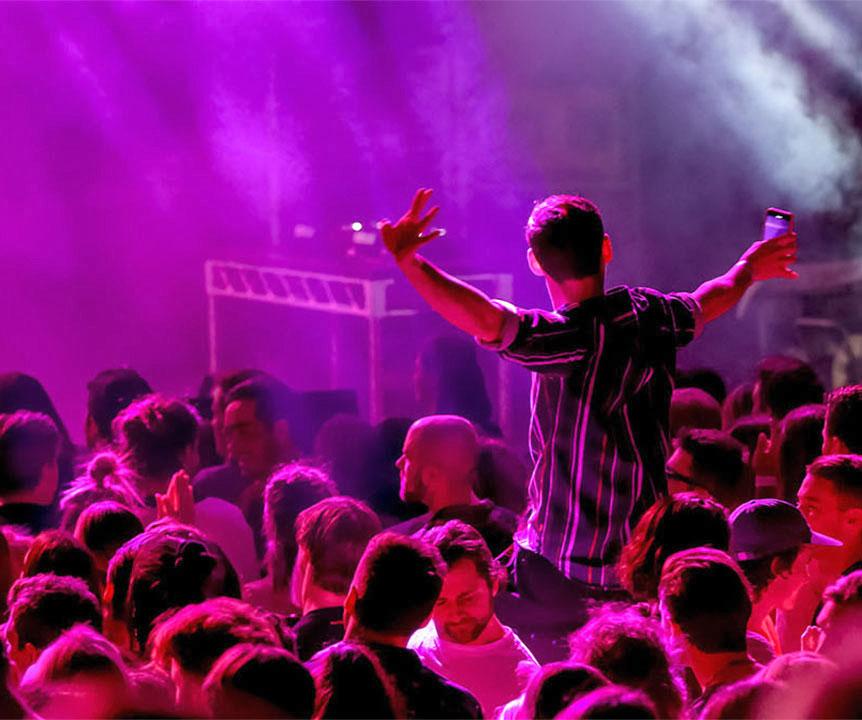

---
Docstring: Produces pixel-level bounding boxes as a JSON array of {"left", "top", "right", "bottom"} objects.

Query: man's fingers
[
  {"left": 409, "top": 188, "right": 432, "bottom": 217},
  {"left": 417, "top": 205, "right": 440, "bottom": 232},
  {"left": 417, "top": 229, "right": 443, "bottom": 245}
]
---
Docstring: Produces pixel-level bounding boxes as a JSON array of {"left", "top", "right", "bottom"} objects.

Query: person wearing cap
[{"left": 729, "top": 498, "right": 841, "bottom": 658}]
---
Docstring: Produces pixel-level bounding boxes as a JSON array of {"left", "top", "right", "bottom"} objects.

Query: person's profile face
[
  {"left": 396, "top": 430, "right": 424, "bottom": 504},
  {"left": 665, "top": 448, "right": 708, "bottom": 498},
  {"left": 798, "top": 474, "right": 845, "bottom": 540},
  {"left": 224, "top": 399, "right": 278, "bottom": 482},
  {"left": 433, "top": 559, "right": 495, "bottom": 644}
]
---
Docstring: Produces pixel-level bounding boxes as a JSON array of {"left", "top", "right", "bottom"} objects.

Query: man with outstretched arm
[{"left": 380, "top": 189, "right": 797, "bottom": 624}]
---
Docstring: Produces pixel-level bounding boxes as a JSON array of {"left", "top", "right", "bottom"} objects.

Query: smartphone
[{"left": 762, "top": 207, "right": 794, "bottom": 242}]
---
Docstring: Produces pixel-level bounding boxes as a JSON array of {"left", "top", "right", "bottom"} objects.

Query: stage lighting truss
[{"left": 204, "top": 259, "right": 514, "bottom": 423}]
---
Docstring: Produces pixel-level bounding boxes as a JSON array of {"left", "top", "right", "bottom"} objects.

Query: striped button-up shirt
[{"left": 488, "top": 286, "right": 701, "bottom": 588}]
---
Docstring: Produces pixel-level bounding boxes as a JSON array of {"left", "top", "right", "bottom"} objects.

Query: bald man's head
[{"left": 397, "top": 416, "right": 480, "bottom": 512}]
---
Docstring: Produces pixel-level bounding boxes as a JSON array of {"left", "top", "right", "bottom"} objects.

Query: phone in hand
[{"left": 762, "top": 207, "right": 794, "bottom": 242}]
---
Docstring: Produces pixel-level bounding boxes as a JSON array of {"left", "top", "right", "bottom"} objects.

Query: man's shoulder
[
  {"left": 388, "top": 512, "right": 431, "bottom": 538},
  {"left": 364, "top": 642, "right": 482, "bottom": 718},
  {"left": 192, "top": 463, "right": 243, "bottom": 499}
]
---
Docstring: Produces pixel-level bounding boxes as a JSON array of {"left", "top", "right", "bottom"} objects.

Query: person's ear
[
  {"left": 526, "top": 248, "right": 545, "bottom": 278},
  {"left": 343, "top": 585, "right": 358, "bottom": 626},
  {"left": 824, "top": 435, "right": 849, "bottom": 455},
  {"left": 18, "top": 642, "right": 39, "bottom": 674},
  {"left": 85, "top": 415, "right": 101, "bottom": 449},
  {"left": 844, "top": 507, "right": 862, "bottom": 530},
  {"left": 770, "top": 555, "right": 792, "bottom": 579},
  {"left": 273, "top": 419, "right": 292, "bottom": 449},
  {"left": 601, "top": 234, "right": 613, "bottom": 266}
]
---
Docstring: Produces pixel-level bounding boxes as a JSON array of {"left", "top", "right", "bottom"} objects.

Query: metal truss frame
[{"left": 205, "top": 259, "right": 514, "bottom": 424}]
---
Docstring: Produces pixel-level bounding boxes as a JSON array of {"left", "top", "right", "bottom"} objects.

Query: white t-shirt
[{"left": 408, "top": 620, "right": 539, "bottom": 718}]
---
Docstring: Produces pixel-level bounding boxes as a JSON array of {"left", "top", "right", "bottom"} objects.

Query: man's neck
[
  {"left": 546, "top": 274, "right": 605, "bottom": 311},
  {"left": 748, "top": 596, "right": 771, "bottom": 634},
  {"left": 427, "top": 490, "right": 478, "bottom": 516},
  {"left": 0, "top": 490, "right": 49, "bottom": 508},
  {"left": 344, "top": 625, "right": 411, "bottom": 649},
  {"left": 302, "top": 585, "right": 345, "bottom": 616},
  {"left": 688, "top": 647, "right": 753, "bottom": 690}
]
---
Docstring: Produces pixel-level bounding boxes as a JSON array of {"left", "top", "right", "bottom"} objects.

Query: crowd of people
[{"left": 1, "top": 190, "right": 861, "bottom": 719}]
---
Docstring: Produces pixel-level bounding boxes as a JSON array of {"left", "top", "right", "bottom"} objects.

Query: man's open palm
[{"left": 380, "top": 188, "right": 442, "bottom": 263}]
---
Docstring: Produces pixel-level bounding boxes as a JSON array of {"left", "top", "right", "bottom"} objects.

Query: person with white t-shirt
[{"left": 409, "top": 520, "right": 539, "bottom": 717}]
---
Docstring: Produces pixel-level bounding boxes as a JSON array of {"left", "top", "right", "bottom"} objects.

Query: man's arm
[
  {"left": 380, "top": 188, "right": 511, "bottom": 343},
  {"left": 693, "top": 230, "right": 798, "bottom": 324}
]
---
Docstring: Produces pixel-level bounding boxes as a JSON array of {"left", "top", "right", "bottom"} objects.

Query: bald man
[{"left": 391, "top": 415, "right": 517, "bottom": 558}]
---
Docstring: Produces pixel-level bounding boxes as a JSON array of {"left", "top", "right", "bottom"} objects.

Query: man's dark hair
[
  {"left": 569, "top": 604, "right": 684, "bottom": 719},
  {"left": 204, "top": 643, "right": 315, "bottom": 720},
  {"left": 150, "top": 597, "right": 280, "bottom": 676},
  {"left": 22, "top": 530, "right": 99, "bottom": 596},
  {"left": 729, "top": 416, "right": 772, "bottom": 457},
  {"left": 526, "top": 195, "right": 605, "bottom": 281},
  {"left": 522, "top": 662, "right": 609, "bottom": 720},
  {"left": 679, "top": 428, "right": 749, "bottom": 507},
  {"left": 113, "top": 395, "right": 199, "bottom": 479},
  {"left": 700, "top": 678, "right": 781, "bottom": 720},
  {"left": 24, "top": 623, "right": 127, "bottom": 685},
  {"left": 777, "top": 404, "right": 825, "bottom": 502},
  {"left": 823, "top": 569, "right": 862, "bottom": 609},
  {"left": 7, "top": 574, "right": 101, "bottom": 650},
  {"left": 826, "top": 385, "right": 862, "bottom": 453},
  {"left": 264, "top": 464, "right": 337, "bottom": 589},
  {"left": 87, "top": 369, "right": 153, "bottom": 441},
  {"left": 659, "top": 548, "right": 753, "bottom": 654},
  {"left": 295, "top": 496, "right": 381, "bottom": 596},
  {"left": 127, "top": 532, "right": 241, "bottom": 648},
  {"left": 351, "top": 532, "right": 445, "bottom": 637},
  {"left": 74, "top": 501, "right": 144, "bottom": 560},
  {"left": 676, "top": 368, "right": 727, "bottom": 404},
  {"left": 311, "top": 643, "right": 401, "bottom": 719},
  {"left": 213, "top": 369, "right": 264, "bottom": 414},
  {"left": 0, "top": 412, "right": 59, "bottom": 497},
  {"left": 670, "top": 388, "right": 722, "bottom": 438},
  {"left": 420, "top": 520, "right": 501, "bottom": 588},
  {"left": 558, "top": 685, "right": 657, "bottom": 720},
  {"left": 738, "top": 547, "right": 800, "bottom": 601},
  {"left": 619, "top": 493, "right": 729, "bottom": 601},
  {"left": 722, "top": 383, "right": 755, "bottom": 429},
  {"left": 225, "top": 376, "right": 294, "bottom": 428},
  {"left": 756, "top": 356, "right": 824, "bottom": 421},
  {"left": 807, "top": 454, "right": 862, "bottom": 508},
  {"left": 0, "top": 373, "right": 70, "bottom": 443}
]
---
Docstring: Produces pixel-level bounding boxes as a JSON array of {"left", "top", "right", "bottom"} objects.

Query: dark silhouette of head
[
  {"left": 526, "top": 195, "right": 606, "bottom": 282},
  {"left": 86, "top": 368, "right": 153, "bottom": 448},
  {"left": 619, "top": 492, "right": 729, "bottom": 601}
]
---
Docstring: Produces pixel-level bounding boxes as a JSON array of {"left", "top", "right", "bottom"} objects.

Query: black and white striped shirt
[{"left": 486, "top": 286, "right": 701, "bottom": 588}]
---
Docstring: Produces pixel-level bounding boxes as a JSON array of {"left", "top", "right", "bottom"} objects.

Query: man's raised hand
[
  {"left": 738, "top": 231, "right": 799, "bottom": 282},
  {"left": 380, "top": 188, "right": 442, "bottom": 264}
]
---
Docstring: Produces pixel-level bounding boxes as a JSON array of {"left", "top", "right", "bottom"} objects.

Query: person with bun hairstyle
[
  {"left": 125, "top": 530, "right": 241, "bottom": 652},
  {"left": 113, "top": 395, "right": 258, "bottom": 581},
  {"left": 60, "top": 452, "right": 145, "bottom": 533}
]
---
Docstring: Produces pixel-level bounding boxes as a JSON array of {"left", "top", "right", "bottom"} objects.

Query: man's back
[
  {"left": 312, "top": 640, "right": 482, "bottom": 720},
  {"left": 491, "top": 286, "right": 700, "bottom": 586}
]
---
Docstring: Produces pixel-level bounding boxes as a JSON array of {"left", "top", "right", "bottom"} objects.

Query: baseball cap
[{"left": 729, "top": 498, "right": 842, "bottom": 561}]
